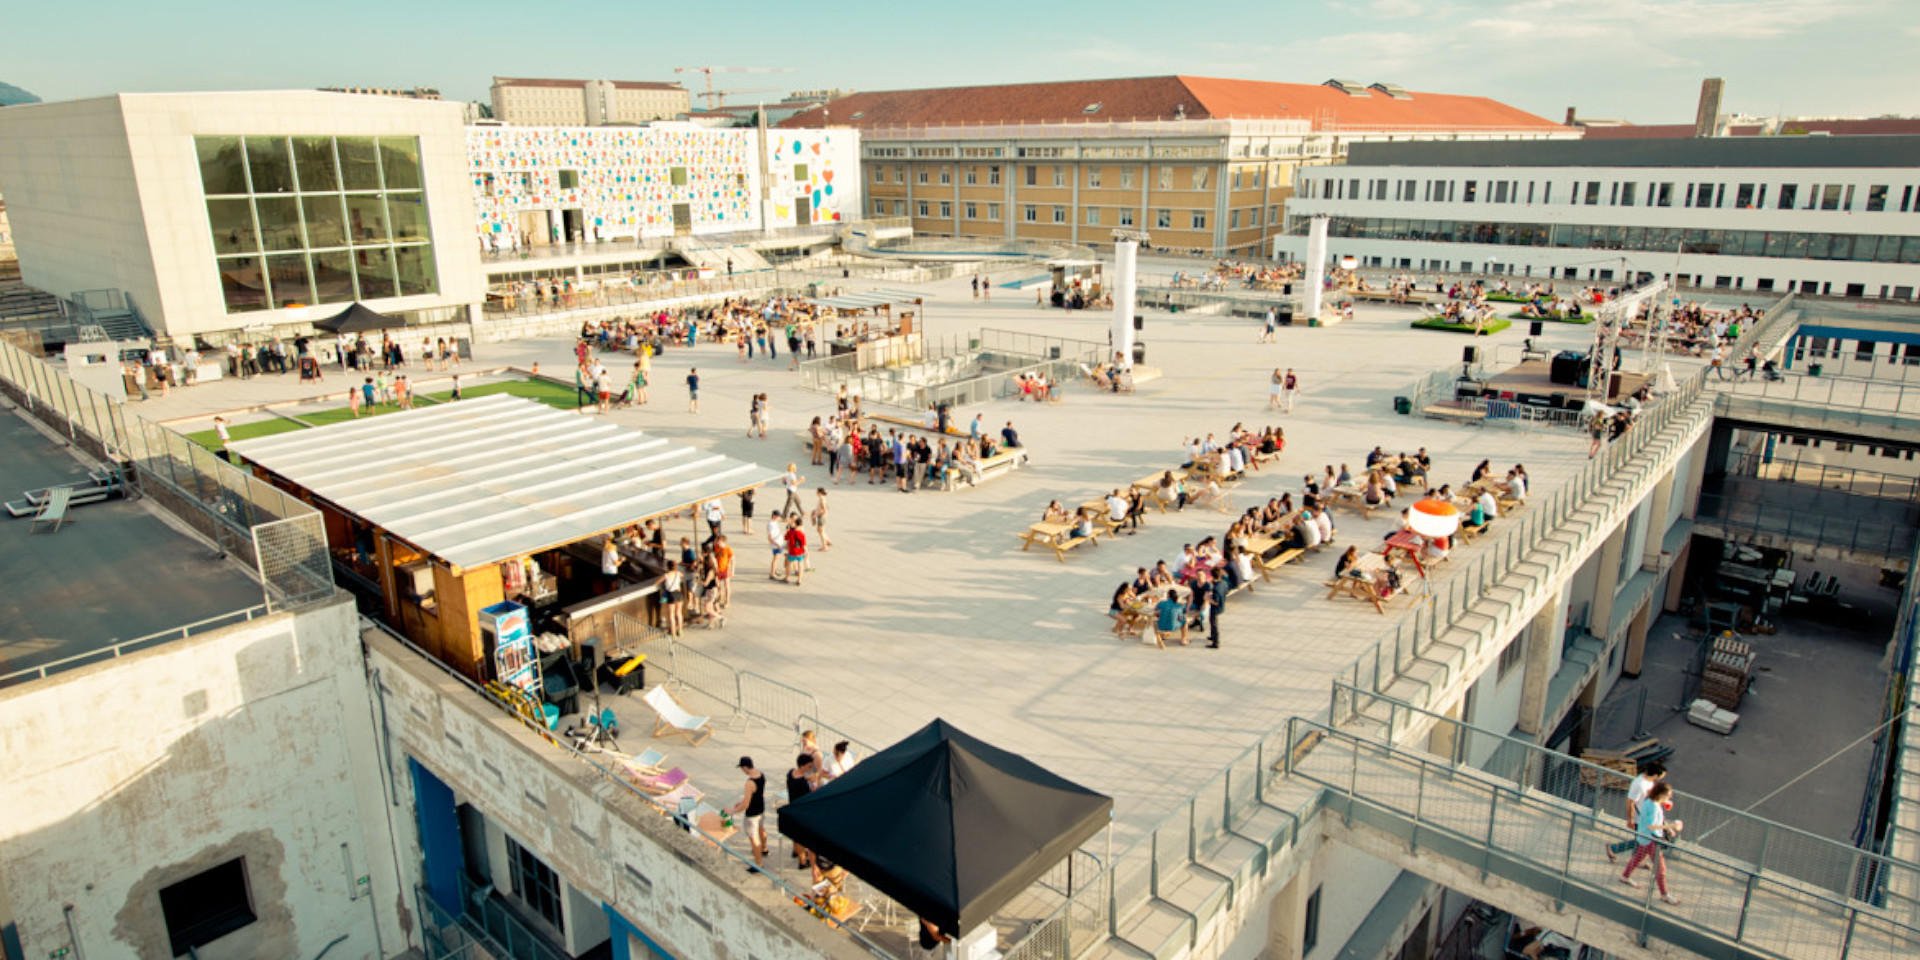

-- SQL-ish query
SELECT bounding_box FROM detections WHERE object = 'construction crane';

[673,66,793,110]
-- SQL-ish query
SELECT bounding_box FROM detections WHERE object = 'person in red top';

[783,524,808,586]
[713,535,735,609]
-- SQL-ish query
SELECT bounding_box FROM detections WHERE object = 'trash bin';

[1393,396,1412,415]
[1048,346,1062,360]
[1132,341,1147,365]
[1808,362,1823,377]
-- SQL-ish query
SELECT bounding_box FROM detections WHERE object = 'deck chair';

[643,685,714,745]
[608,747,668,780]
[650,782,703,812]
[629,766,690,795]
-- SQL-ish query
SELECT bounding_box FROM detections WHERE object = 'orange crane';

[673,66,793,109]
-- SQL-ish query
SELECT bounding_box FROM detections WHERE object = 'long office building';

[779,76,1572,256]
[1275,136,1920,300]
[490,77,691,126]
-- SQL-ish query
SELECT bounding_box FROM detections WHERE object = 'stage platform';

[1477,357,1647,407]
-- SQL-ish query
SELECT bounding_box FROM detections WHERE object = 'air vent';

[1368,82,1412,100]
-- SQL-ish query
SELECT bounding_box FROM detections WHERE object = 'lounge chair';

[643,685,714,745]
[629,766,690,795]
[651,782,703,812]
[608,747,667,778]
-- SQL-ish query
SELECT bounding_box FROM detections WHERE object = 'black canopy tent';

[778,719,1112,937]
[314,302,403,334]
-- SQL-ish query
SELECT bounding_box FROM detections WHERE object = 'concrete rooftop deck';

[0,407,265,680]
[135,261,1617,849]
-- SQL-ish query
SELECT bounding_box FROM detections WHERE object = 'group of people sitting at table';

[1181,424,1286,477]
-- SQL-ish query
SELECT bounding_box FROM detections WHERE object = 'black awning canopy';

[777,718,1111,937]
[314,302,403,334]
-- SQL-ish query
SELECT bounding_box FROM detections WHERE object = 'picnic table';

[1324,483,1377,518]
[1080,499,1127,536]
[1327,552,1395,614]
[1248,534,1306,580]
[1382,530,1431,579]
[1131,470,1188,512]
[1017,519,1095,561]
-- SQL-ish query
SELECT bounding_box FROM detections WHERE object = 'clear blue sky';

[6,0,1915,121]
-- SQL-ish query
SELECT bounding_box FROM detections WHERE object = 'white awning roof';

[230,393,778,570]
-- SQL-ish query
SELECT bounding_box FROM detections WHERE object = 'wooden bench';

[31,486,73,534]
[1017,522,1096,562]
[1258,547,1306,581]
[979,448,1025,481]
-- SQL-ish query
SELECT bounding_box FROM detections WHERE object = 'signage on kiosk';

[480,601,539,694]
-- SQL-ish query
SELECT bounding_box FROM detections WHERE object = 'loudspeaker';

[1549,351,1588,385]
[1133,315,1144,331]
[1462,346,1479,364]
[1278,304,1295,325]
[1529,321,1544,337]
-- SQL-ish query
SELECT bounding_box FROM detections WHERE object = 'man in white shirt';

[1607,762,1667,862]
[766,512,787,581]
[1478,489,1501,521]
[1106,490,1133,534]
[1507,469,1529,503]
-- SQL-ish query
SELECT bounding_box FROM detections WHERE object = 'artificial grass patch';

[1504,311,1594,324]
[183,415,309,451]
[1411,317,1513,336]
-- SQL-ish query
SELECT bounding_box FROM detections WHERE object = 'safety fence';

[0,339,334,610]
[0,604,272,689]
[1731,451,1920,504]
[1330,680,1913,907]
[1285,718,1920,960]
[1694,492,1917,564]
[1707,368,1920,419]
[417,877,571,960]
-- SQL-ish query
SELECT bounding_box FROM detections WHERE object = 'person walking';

[214,417,234,463]
[686,367,700,413]
[780,463,805,517]
[1607,761,1667,864]
[1262,307,1277,343]
[1282,368,1299,413]
[1619,782,1684,905]
[766,511,787,581]
[1268,368,1284,410]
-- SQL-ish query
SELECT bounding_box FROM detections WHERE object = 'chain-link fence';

[0,337,334,610]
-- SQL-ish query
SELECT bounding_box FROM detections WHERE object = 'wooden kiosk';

[231,394,776,684]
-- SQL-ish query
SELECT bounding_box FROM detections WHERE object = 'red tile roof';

[776,75,1559,132]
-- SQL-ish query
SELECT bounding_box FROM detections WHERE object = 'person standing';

[811,488,833,551]
[785,754,817,868]
[1619,782,1684,905]
[783,520,808,585]
[1268,368,1284,410]
[766,511,787,581]
[1204,569,1228,648]
[1282,368,1299,413]
[728,758,769,873]
[739,487,755,534]
[713,534,734,610]
[686,367,700,413]
[971,274,980,299]
[1262,307,1277,343]
[704,498,726,544]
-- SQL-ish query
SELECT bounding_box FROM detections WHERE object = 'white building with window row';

[1275,137,1920,300]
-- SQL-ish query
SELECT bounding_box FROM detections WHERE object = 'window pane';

[293,137,340,193]
[206,198,257,255]
[386,193,431,243]
[394,245,438,297]
[353,246,396,299]
[217,256,267,312]
[379,137,422,190]
[302,195,348,248]
[197,137,249,195]
[310,249,355,303]
[346,195,390,244]
[338,137,381,190]
[265,253,312,307]
[255,197,303,252]
[246,136,294,193]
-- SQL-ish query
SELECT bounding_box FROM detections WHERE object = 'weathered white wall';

[364,628,870,960]
[0,596,406,960]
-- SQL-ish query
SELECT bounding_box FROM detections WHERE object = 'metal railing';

[0,604,272,689]
[1284,718,1920,960]
[1786,349,1920,384]
[1343,360,1714,716]
[1695,492,1917,562]
[1330,681,1916,905]
[0,339,335,613]
[1733,452,1920,504]
[416,878,571,960]
[1706,370,1920,419]
[366,620,901,958]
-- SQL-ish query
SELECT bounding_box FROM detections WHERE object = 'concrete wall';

[0,596,406,960]
[363,628,868,960]
[0,96,150,314]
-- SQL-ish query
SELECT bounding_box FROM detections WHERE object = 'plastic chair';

[539,703,561,730]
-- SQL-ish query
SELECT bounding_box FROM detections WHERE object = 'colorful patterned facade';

[465,125,857,248]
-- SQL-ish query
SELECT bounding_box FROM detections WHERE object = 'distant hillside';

[0,82,42,106]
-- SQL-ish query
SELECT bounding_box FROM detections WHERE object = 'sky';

[5,0,1916,121]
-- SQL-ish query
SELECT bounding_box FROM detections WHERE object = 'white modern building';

[0,92,486,340]
[1276,137,1920,300]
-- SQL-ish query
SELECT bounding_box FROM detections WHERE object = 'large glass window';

[246,136,294,194]
[197,135,435,313]
[197,137,250,195]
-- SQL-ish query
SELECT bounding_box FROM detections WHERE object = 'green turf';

[183,415,309,451]
[1412,317,1513,336]
[1505,311,1595,324]
[417,377,582,409]
[1483,292,1531,303]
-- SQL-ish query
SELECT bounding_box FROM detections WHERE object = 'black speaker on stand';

[1529,320,1544,337]
[1462,346,1479,364]
[1133,315,1144,331]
